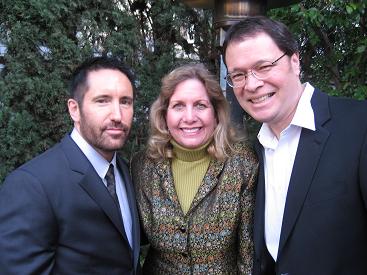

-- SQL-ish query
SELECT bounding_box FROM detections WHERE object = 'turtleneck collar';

[170,139,211,162]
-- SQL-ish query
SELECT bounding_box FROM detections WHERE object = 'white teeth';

[182,128,200,133]
[252,94,272,103]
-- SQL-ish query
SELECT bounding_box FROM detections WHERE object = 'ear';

[67,98,80,124]
[290,52,301,76]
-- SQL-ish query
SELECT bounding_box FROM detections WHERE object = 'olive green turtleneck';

[171,140,212,215]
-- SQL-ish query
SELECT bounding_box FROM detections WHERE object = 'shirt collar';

[70,128,116,179]
[290,82,315,131]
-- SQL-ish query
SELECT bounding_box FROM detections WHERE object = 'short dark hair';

[69,56,136,104]
[222,16,299,65]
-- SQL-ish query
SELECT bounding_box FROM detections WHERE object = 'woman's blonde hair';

[147,63,239,160]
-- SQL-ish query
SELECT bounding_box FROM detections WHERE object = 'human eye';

[256,62,273,73]
[252,62,274,79]
[195,102,208,110]
[95,97,109,104]
[230,72,246,82]
[120,97,133,107]
[171,102,184,110]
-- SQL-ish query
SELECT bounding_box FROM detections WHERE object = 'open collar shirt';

[257,82,316,260]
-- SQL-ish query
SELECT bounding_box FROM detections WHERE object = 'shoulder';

[130,149,159,179]
[131,149,151,170]
[130,150,170,193]
[331,97,367,116]
[212,141,258,189]
[312,90,367,131]
[325,90,367,106]
[315,89,367,115]
[1,142,65,197]
[229,140,258,166]
[9,142,64,179]
[1,136,84,192]
[215,140,258,180]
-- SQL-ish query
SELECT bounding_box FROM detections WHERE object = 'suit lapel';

[188,159,224,213]
[278,90,331,257]
[60,136,127,239]
[277,127,329,254]
[78,169,127,239]
[154,158,224,215]
[253,140,266,258]
[155,159,183,211]
[116,156,140,267]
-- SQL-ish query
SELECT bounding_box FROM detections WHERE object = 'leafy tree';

[126,0,216,153]
[0,0,215,182]
[270,0,367,99]
[224,0,367,142]
[1,0,365,183]
[0,0,139,181]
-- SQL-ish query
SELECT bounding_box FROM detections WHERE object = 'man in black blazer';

[0,56,141,274]
[223,16,367,275]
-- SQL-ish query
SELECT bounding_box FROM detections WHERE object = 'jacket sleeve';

[130,152,151,246]
[360,125,367,208]
[237,154,258,275]
[0,170,57,275]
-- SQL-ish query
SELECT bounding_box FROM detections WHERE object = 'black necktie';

[105,164,131,246]
[105,164,120,209]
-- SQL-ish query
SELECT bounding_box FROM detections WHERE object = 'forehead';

[86,69,133,95]
[225,32,281,70]
[170,78,209,101]
[230,32,278,52]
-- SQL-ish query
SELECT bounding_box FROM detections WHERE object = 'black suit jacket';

[253,90,367,275]
[0,135,140,275]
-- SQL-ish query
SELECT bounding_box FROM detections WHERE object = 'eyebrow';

[92,94,133,100]
[169,99,210,105]
[121,95,133,101]
[229,58,275,73]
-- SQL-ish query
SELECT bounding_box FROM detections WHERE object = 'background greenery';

[1,0,366,183]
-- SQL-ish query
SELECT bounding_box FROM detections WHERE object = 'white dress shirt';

[258,83,316,260]
[70,128,133,247]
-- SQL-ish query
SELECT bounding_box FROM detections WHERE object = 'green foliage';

[0,0,216,182]
[269,0,367,98]
[0,0,140,181]
[124,0,217,160]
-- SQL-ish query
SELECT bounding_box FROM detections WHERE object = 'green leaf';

[356,45,366,53]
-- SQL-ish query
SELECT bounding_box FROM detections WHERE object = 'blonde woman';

[131,63,258,274]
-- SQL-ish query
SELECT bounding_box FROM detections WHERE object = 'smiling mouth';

[251,92,275,104]
[181,127,201,133]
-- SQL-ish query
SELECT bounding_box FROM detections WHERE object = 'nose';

[244,71,263,92]
[183,106,196,123]
[110,102,122,122]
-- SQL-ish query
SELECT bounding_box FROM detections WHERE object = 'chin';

[103,141,125,151]
[251,111,273,123]
[178,143,197,149]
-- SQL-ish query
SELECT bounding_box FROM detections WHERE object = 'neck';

[170,140,210,162]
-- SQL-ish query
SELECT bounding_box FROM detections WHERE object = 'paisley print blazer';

[131,142,258,274]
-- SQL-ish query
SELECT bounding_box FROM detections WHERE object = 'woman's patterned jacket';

[131,141,258,274]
